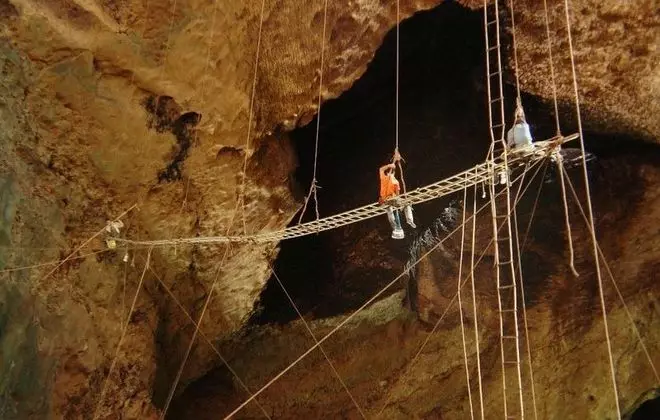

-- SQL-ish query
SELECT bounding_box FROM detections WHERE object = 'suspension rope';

[520,161,549,250]
[511,184,539,420]
[222,165,537,419]
[93,248,152,419]
[556,156,579,276]
[561,167,660,384]
[298,0,329,223]
[562,0,621,416]
[395,0,400,152]
[0,249,113,275]
[470,170,486,420]
[542,0,562,135]
[458,174,476,420]
[238,0,268,234]
[270,268,366,418]
[144,259,271,418]
[160,242,233,417]
[507,0,522,102]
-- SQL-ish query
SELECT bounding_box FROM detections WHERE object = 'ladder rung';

[489,71,501,77]
[497,236,511,241]
[490,98,502,104]
[504,360,519,364]
[487,19,498,26]
[492,123,505,128]
[499,283,515,289]
[500,309,515,313]
[502,335,518,339]
[497,259,512,265]
[488,44,501,51]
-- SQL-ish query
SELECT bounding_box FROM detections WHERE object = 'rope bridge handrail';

[113,134,577,247]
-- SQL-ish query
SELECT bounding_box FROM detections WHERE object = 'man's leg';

[389,207,404,239]
[404,205,416,228]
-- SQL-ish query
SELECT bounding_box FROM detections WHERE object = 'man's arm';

[379,163,396,177]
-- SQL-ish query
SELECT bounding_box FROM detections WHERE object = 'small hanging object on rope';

[379,149,416,240]
[507,97,534,152]
[104,219,124,249]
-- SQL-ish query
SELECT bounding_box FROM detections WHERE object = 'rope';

[0,249,113,275]
[561,168,660,385]
[458,173,475,420]
[145,259,271,418]
[507,0,522,102]
[298,0,329,224]
[222,165,537,419]
[520,161,549,250]
[470,170,486,420]
[112,137,576,248]
[556,157,579,276]
[395,0,400,151]
[511,185,539,420]
[238,0,268,234]
[270,268,366,418]
[159,242,233,418]
[562,0,621,416]
[93,248,152,420]
[542,0,562,135]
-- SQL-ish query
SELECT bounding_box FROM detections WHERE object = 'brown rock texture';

[0,0,658,418]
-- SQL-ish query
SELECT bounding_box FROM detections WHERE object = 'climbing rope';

[298,0,329,223]
[457,173,476,420]
[270,268,366,418]
[562,0,621,416]
[93,248,152,420]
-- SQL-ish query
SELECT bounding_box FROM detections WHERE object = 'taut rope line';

[298,0,329,223]
[145,259,271,418]
[542,0,561,135]
[93,248,152,419]
[562,166,660,385]
[562,0,621,415]
[270,268,367,418]
[458,173,476,420]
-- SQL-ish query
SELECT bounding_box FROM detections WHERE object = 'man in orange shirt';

[379,160,415,239]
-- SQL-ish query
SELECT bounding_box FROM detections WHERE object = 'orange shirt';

[379,172,400,203]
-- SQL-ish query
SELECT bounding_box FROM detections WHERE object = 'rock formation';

[0,0,658,418]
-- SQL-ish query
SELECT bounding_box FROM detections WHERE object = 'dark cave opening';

[249,1,660,326]
[632,395,660,420]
